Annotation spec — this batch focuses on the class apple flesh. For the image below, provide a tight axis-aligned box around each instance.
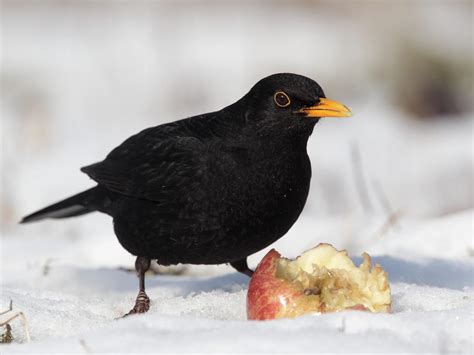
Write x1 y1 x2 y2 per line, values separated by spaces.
247 243 391 320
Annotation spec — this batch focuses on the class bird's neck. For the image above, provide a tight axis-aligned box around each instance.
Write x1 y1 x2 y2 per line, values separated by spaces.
255 118 316 145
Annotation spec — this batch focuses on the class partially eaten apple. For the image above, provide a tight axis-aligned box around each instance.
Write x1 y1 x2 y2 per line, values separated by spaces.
247 243 391 320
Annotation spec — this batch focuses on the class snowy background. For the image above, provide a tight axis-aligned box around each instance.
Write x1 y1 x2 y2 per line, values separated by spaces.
1 1 473 353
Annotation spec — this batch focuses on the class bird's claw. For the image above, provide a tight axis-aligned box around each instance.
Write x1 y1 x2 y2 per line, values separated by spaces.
123 290 150 317
242 269 254 277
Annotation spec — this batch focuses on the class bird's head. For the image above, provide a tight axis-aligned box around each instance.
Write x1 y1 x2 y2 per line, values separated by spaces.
239 73 351 134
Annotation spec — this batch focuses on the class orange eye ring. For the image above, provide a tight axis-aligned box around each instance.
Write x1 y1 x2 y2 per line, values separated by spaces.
274 91 291 108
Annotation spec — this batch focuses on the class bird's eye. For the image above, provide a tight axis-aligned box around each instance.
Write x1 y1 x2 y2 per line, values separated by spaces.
274 91 291 108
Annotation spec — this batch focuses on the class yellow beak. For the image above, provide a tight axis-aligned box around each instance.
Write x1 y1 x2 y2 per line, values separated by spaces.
298 98 352 118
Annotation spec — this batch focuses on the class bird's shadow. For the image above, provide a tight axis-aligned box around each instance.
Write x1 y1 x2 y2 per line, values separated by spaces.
46 266 249 296
146 272 250 296
353 255 473 291
44 256 472 296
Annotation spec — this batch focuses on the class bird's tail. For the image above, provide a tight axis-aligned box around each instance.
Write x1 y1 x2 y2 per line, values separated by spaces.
20 186 104 224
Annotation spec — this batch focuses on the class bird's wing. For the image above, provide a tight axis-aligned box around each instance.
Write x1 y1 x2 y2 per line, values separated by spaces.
81 135 212 202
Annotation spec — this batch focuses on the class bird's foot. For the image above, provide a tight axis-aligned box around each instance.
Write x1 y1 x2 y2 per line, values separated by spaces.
241 269 254 277
230 259 254 278
123 290 150 317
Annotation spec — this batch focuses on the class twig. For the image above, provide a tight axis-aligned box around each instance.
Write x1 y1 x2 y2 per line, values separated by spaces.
350 142 373 214
42 258 54 276
370 209 402 240
1 324 13 343
372 179 401 232
338 316 346 333
0 300 13 316
0 301 31 343
79 339 92 353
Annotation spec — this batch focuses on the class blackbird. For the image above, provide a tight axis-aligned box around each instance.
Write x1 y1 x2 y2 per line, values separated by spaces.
21 73 351 315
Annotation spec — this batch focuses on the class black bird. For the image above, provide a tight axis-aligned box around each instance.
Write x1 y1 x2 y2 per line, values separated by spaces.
21 73 351 315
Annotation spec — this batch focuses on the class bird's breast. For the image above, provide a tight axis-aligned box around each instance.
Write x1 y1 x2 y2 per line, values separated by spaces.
221 149 312 232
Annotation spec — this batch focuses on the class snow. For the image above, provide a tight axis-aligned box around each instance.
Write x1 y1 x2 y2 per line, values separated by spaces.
1 275 473 353
1 285 472 353
1 211 473 354
1 1 473 354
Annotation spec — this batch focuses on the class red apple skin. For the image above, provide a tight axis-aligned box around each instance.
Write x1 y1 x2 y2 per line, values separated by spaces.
247 249 307 320
348 304 369 311
247 249 372 320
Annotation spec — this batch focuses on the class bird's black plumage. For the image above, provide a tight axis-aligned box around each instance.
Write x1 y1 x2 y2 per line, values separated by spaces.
22 73 350 314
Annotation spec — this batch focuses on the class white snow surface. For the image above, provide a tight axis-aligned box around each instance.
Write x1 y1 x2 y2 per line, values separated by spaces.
1 211 473 354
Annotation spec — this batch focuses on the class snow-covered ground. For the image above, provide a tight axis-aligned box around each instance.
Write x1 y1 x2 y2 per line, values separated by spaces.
1 1 473 354
1 210 473 353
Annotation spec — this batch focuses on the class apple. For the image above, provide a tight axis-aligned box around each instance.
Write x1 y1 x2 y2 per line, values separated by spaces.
247 243 391 320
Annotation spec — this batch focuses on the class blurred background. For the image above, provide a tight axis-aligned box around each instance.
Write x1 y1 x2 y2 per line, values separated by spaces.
1 1 473 274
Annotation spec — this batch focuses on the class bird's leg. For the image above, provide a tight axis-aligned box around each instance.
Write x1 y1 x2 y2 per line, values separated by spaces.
230 258 254 277
125 256 151 316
